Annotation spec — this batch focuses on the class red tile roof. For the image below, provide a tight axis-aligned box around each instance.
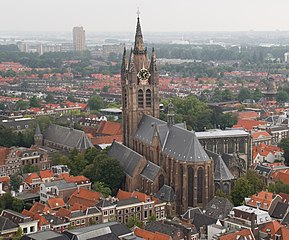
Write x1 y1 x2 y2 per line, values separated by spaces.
238 111 259 120
71 189 101 201
219 229 255 240
261 220 282 236
232 119 265 131
252 131 271 139
39 170 53 179
25 172 40 184
63 175 90 184
0 176 10 183
29 202 52 215
47 197 65 209
98 121 122 135
55 208 71 218
276 226 289 239
247 191 274 210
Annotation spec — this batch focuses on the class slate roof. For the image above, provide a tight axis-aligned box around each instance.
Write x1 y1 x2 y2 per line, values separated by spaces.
206 150 234 181
35 124 42 136
155 185 176 202
63 222 132 240
0 216 18 232
43 180 77 191
43 214 68 226
44 124 94 150
116 197 141 207
255 164 272 177
108 141 143 177
281 210 289 225
135 115 210 162
191 212 218 231
204 196 234 220
95 200 116 208
141 161 160 181
181 207 202 220
21 230 69 240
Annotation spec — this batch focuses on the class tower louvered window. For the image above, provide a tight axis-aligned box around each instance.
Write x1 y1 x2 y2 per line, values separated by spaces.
146 89 152 107
138 89 144 108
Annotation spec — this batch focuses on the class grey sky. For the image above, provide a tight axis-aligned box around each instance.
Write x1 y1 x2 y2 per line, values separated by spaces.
1 0 289 32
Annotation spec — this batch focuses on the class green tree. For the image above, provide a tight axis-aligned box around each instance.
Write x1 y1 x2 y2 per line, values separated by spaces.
45 93 55 103
68 153 87 176
15 227 22 240
93 182 112 197
278 138 289 165
67 94 77 102
29 96 40 108
276 90 289 103
231 177 253 206
252 89 264 102
268 180 289 194
22 163 39 174
222 89 234 101
102 85 111 92
15 100 29 110
88 95 104 111
246 170 265 193
127 215 143 228
10 174 22 193
84 147 101 164
51 152 69 166
83 152 124 191
238 88 251 102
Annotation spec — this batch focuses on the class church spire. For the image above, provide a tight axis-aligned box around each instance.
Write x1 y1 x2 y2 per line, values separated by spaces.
167 100 175 127
121 47 127 73
128 48 136 72
134 15 145 54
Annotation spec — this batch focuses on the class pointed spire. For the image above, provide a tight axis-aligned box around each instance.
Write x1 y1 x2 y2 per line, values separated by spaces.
35 124 42 136
121 47 127 74
128 48 136 72
150 48 158 72
167 100 175 127
134 16 145 53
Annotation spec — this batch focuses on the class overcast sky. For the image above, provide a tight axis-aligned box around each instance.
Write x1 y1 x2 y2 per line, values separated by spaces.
1 0 289 32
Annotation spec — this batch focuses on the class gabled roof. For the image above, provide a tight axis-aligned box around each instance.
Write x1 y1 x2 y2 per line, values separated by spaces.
206 150 234 181
270 201 289 219
0 216 18 232
141 161 161 182
25 172 41 184
204 196 234 220
109 141 144 177
260 220 282 235
71 188 101 202
191 212 217 231
219 229 255 240
44 124 94 150
39 170 53 179
134 227 170 240
155 185 176 202
47 197 65 209
29 202 52 215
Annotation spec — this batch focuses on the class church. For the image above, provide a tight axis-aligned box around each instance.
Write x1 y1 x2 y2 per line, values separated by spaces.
109 16 215 214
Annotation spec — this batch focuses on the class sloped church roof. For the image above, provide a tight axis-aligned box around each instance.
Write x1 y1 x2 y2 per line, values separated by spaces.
135 114 210 162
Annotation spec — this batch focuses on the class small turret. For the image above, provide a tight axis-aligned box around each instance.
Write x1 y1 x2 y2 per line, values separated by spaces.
121 47 127 84
149 48 158 85
167 100 175 127
34 124 43 147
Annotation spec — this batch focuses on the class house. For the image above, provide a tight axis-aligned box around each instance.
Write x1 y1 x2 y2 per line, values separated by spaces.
1 209 38 235
67 188 102 208
20 230 70 240
246 191 275 211
203 197 234 220
251 131 272 146
95 200 117 223
62 222 134 239
218 228 255 240
40 180 78 203
134 227 171 240
47 198 66 210
0 216 19 238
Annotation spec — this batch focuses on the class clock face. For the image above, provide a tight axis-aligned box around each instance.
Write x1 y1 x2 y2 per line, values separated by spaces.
137 68 151 81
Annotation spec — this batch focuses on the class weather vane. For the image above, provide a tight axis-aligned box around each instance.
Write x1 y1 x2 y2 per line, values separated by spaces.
137 7 140 18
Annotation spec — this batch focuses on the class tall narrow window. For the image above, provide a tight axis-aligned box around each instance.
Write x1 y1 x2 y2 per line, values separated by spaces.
188 167 194 207
124 89 127 107
197 168 204 204
146 89 152 107
138 89 144 108
158 174 164 190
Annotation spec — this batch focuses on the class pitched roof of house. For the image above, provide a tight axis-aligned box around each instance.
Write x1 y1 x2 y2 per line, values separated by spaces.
155 185 176 202
44 124 94 150
191 212 217 231
270 201 289 219
55 208 71 218
232 119 265 131
25 172 40 184
117 189 132 200
62 175 90 184
247 191 274 210
134 227 171 240
98 121 122 135
39 170 53 179
47 197 65 209
71 188 101 201
141 161 161 182
276 226 289 239
204 197 234 220
219 229 255 240
29 202 52 215
238 111 259 120
260 220 282 236
252 131 271 139
0 216 18 232
109 141 144 177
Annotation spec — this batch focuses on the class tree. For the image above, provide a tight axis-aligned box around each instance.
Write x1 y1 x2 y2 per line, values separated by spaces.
15 227 22 240
127 215 143 228
0 193 24 212
231 177 253 206
29 96 40 108
276 90 289 103
222 89 234 101
93 182 112 198
88 95 104 111
45 93 55 103
15 100 29 110
83 152 124 191
68 153 87 176
51 152 69 166
22 163 39 174
10 174 21 193
238 88 251 102
253 89 264 102
67 94 77 102
246 170 265 193
84 147 101 164
102 85 111 92
268 180 289 194
278 138 289 165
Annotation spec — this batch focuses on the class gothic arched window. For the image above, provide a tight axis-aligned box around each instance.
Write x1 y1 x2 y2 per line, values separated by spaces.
138 89 144 108
124 89 127 107
188 167 194 207
146 89 152 107
197 168 204 204
158 174 164 190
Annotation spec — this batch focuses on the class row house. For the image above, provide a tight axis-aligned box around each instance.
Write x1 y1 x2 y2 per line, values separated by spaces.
0 146 51 177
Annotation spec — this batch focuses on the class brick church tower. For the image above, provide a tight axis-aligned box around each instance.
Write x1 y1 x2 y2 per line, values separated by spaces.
121 16 159 148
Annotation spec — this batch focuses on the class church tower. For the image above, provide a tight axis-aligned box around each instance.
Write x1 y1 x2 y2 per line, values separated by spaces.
121 16 160 148
34 124 43 147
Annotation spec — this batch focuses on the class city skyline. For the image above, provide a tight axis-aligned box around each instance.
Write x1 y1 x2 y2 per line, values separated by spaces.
2 0 289 32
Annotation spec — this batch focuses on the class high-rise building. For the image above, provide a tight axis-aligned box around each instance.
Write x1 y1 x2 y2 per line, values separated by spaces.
73 26 86 52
